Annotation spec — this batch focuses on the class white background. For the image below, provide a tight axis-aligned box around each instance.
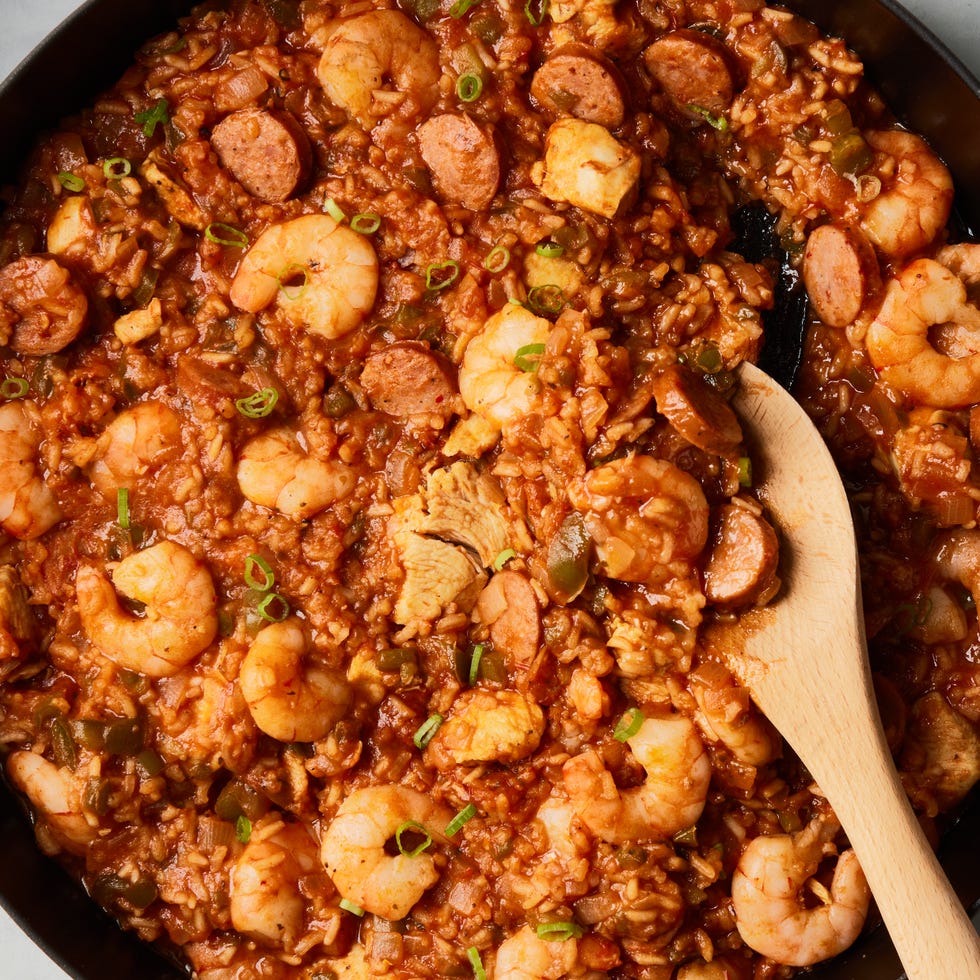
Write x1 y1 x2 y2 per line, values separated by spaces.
0 1 978 978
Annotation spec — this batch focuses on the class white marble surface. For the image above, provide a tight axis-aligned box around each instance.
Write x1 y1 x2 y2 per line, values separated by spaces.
0 0 978 977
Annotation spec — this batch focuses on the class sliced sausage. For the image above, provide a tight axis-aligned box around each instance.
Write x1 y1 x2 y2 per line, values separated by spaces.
652 363 742 454
644 29 737 118
360 341 458 420
417 113 500 212
704 502 780 608
474 569 540 668
0 255 88 355
210 108 311 203
802 223 882 327
530 46 626 128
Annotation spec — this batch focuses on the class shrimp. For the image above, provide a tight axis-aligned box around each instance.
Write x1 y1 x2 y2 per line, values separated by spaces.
492 924 578 980
75 540 218 677
229 820 320 950
567 455 709 583
229 214 378 340
731 819 870 967
459 304 551 429
562 713 710 843
689 661 781 767
320 785 453 920
236 427 356 520
0 400 62 540
865 257 980 408
934 530 980 607
239 617 352 743
676 958 751 980
859 130 953 260
316 11 440 129
5 750 97 856
87 401 183 499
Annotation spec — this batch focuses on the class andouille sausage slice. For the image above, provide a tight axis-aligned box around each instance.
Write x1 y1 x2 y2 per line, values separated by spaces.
360 341 458 420
704 502 780 608
644 29 737 118
530 46 626 128
210 108 311 203
652 363 742 454
0 255 88 355
802 222 882 327
417 113 500 212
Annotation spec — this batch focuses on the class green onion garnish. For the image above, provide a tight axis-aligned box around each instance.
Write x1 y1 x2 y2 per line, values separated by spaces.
457 73 483 102
395 820 433 857
737 456 752 488
324 198 347 223
0 378 29 399
514 342 546 373
277 263 310 300
688 104 729 131
484 244 510 274
413 713 444 749
535 921 583 941
256 592 290 623
244 554 274 592
135 98 170 137
468 644 484 686
535 241 564 258
351 213 381 235
446 803 477 837
57 172 85 192
493 548 516 571
524 0 549 25
103 157 132 179
117 488 131 530
613 707 644 742
466 946 487 980
450 0 482 16
425 260 460 291
205 222 249 248
235 387 279 419
527 283 565 315
339 897 365 916
235 814 252 843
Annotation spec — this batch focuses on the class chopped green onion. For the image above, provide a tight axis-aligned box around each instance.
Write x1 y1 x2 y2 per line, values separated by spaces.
672 824 698 847
450 0 482 16
535 241 565 258
468 644 484 686
695 346 723 373
467 946 487 980
457 73 483 102
324 198 347 223
535 921 583 941
351 213 381 235
244 554 274 592
57 172 85 192
0 377 29 399
425 260 460 291
737 456 752 488
446 803 477 837
235 387 279 419
613 707 644 742
514 342 546 373
339 897 365 916
117 488 131 530
135 98 170 137
395 820 433 857
493 548 516 571
103 157 132 179
413 713 444 749
484 244 510 273
256 592 290 623
205 222 249 248
527 283 564 315
235 814 252 843
524 0 549 25
277 263 310 300
688 104 729 131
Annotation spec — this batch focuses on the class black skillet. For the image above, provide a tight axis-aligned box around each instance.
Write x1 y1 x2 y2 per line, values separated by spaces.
1 1 978 977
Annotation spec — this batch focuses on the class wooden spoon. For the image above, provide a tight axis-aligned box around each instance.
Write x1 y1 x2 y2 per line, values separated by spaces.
728 360 980 978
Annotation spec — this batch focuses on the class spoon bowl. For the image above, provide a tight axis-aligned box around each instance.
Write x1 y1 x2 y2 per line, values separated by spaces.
723 361 980 978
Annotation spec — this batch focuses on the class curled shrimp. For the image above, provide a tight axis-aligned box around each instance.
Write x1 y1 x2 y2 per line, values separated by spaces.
75 540 218 677
562 713 710 843
567 454 709 583
229 214 378 340
239 617 352 743
87 401 183 499
320 785 453 920
459 304 552 430
0 400 62 540
5 750 97 855
865 257 980 408
859 130 953 260
934 530 980 607
237 427 356 520
492 924 578 980
230 819 320 950
316 11 440 129
731 819 870 967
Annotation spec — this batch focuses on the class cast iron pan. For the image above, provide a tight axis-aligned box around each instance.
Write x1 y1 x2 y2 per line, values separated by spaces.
1 1 978 977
